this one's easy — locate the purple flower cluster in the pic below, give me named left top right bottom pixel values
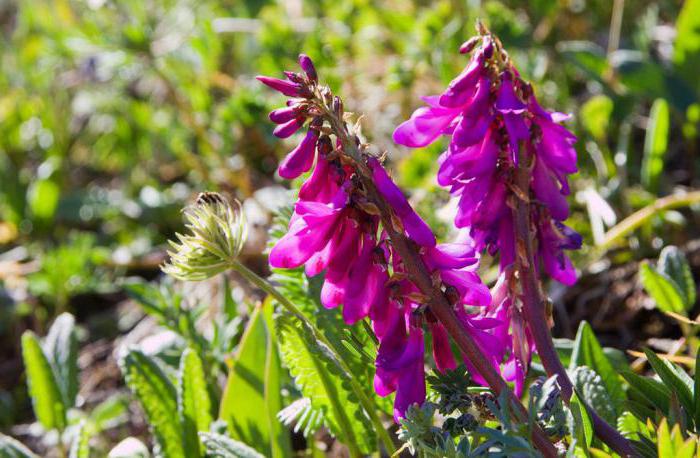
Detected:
left=393, top=33, right=582, bottom=391
left=260, top=55, right=497, bottom=420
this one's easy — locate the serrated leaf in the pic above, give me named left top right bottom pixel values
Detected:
left=219, top=307, right=289, bottom=457
left=658, top=246, right=696, bottom=310
left=640, top=261, right=686, bottom=314
left=571, top=366, right=616, bottom=424
left=21, top=331, right=66, bottom=431
left=69, top=421, right=90, bottom=458
left=570, top=322, right=625, bottom=415
left=119, top=348, right=184, bottom=458
left=198, top=432, right=265, bottom=458
left=43, top=313, right=79, bottom=409
left=641, top=99, right=670, bottom=193
left=178, top=348, right=212, bottom=458
left=643, top=349, right=694, bottom=423
left=0, top=433, right=39, bottom=458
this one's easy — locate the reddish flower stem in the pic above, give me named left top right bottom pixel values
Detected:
left=323, top=111, right=558, bottom=458
left=512, top=150, right=637, bottom=458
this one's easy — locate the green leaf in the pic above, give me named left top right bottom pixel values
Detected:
left=621, top=370, right=671, bottom=414
left=198, top=432, right=265, bottom=458
left=694, top=351, right=700, bottom=433
left=643, top=349, right=694, bottom=422
left=557, top=41, right=608, bottom=81
left=0, top=434, right=39, bottom=458
left=658, top=246, right=696, bottom=310
left=639, top=261, right=686, bottom=314
left=580, top=95, right=614, bottom=141
left=88, top=395, right=129, bottom=432
left=119, top=348, right=184, bottom=458
left=641, top=99, right=670, bottom=193
left=219, top=307, right=289, bottom=457
left=43, top=313, right=79, bottom=409
left=570, top=366, right=616, bottom=425
left=69, top=421, right=90, bottom=458
left=28, top=178, right=59, bottom=221
left=21, top=331, right=66, bottom=431
left=178, top=348, right=212, bottom=458
left=261, top=306, right=291, bottom=458
left=674, top=0, right=700, bottom=92
left=570, top=391, right=593, bottom=455
left=570, top=322, right=625, bottom=414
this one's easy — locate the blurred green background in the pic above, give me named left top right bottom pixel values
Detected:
left=2, top=0, right=700, bottom=452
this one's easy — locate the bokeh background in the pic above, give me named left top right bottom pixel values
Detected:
left=1, top=0, right=700, bottom=454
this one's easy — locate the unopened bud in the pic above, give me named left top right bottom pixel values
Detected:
left=298, top=54, right=318, bottom=83
left=459, top=37, right=480, bottom=54
left=162, top=193, right=247, bottom=281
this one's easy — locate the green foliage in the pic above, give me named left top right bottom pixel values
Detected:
left=42, top=313, right=79, bottom=410
left=119, top=348, right=184, bottom=458
left=178, top=348, right=213, bottom=458
left=641, top=99, right=670, bottom=193
left=20, top=331, right=66, bottom=431
left=69, top=421, right=90, bottom=458
left=570, top=366, right=616, bottom=426
left=658, top=246, right=697, bottom=310
left=198, top=432, right=265, bottom=458
left=570, top=321, right=626, bottom=417
left=218, top=307, right=290, bottom=458
left=674, top=0, right=700, bottom=93
left=640, top=262, right=687, bottom=314
left=569, top=391, right=594, bottom=455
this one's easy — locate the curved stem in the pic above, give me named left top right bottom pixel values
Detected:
left=231, top=260, right=398, bottom=455
left=512, top=152, right=638, bottom=457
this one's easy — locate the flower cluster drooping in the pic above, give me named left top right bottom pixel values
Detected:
left=393, top=28, right=582, bottom=392
left=259, top=55, right=500, bottom=420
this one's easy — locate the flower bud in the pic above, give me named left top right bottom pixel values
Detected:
left=298, top=54, right=318, bottom=82
left=162, top=193, right=247, bottom=281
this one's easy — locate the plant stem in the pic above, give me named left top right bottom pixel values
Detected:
left=511, top=151, right=638, bottom=457
left=323, top=115, right=558, bottom=457
left=231, top=260, right=398, bottom=455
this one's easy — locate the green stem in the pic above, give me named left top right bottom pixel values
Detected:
left=231, top=260, right=397, bottom=455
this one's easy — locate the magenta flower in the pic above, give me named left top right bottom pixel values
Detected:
left=393, top=32, right=582, bottom=398
left=261, top=52, right=495, bottom=420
